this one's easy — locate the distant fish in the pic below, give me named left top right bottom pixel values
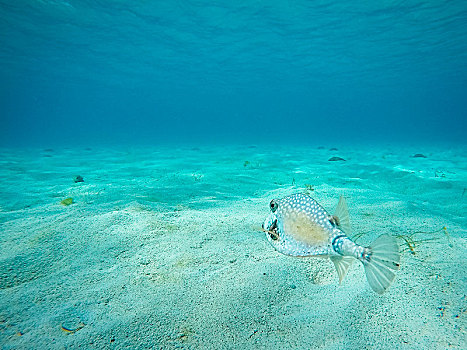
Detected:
left=262, top=194, right=400, bottom=294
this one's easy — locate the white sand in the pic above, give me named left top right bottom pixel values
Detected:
left=0, top=144, right=465, bottom=349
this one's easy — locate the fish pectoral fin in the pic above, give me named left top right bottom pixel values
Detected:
left=334, top=196, right=351, bottom=235
left=330, top=255, right=354, bottom=284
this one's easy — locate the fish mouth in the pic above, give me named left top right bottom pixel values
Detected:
left=261, top=219, right=279, bottom=241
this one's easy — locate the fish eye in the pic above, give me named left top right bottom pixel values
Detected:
left=269, top=200, right=278, bottom=212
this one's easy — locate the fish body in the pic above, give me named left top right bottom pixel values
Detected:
left=262, top=193, right=400, bottom=294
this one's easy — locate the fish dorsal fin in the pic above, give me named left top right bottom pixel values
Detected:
left=334, top=196, right=351, bottom=234
left=330, top=255, right=354, bottom=284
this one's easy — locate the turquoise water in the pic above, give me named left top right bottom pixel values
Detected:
left=0, top=1, right=466, bottom=349
left=0, top=1, right=466, bottom=145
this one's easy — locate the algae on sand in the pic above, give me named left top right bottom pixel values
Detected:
left=60, top=198, right=73, bottom=206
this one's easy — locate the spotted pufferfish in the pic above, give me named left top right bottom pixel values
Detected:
left=262, top=193, right=400, bottom=294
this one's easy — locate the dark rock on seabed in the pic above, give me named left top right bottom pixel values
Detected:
left=328, top=156, right=346, bottom=161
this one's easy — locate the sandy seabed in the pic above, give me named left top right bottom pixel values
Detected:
left=0, top=144, right=465, bottom=349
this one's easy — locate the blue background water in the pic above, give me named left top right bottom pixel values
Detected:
left=0, top=1, right=466, bottom=146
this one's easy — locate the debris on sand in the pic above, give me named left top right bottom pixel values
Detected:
left=328, top=156, right=346, bottom=161
left=73, top=175, right=84, bottom=183
left=60, top=198, right=73, bottom=206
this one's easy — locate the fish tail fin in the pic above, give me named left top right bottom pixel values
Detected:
left=362, top=235, right=400, bottom=294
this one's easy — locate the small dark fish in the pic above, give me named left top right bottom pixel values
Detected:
left=262, top=193, right=400, bottom=294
